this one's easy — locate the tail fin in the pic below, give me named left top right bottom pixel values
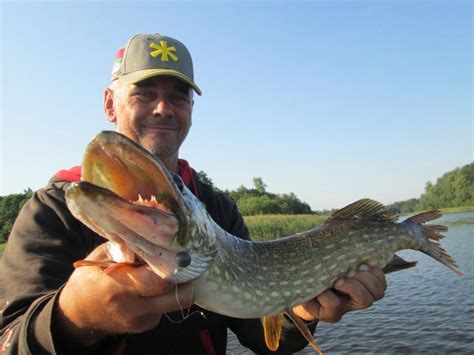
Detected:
left=405, top=210, right=464, bottom=276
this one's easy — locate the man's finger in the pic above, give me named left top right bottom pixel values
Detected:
left=292, top=299, right=321, bottom=321
left=84, top=243, right=111, bottom=262
left=107, top=264, right=175, bottom=296
left=364, top=264, right=387, bottom=291
left=346, top=265, right=386, bottom=301
left=315, top=289, right=344, bottom=323
left=146, top=282, right=196, bottom=314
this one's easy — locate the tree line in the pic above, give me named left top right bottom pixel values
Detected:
left=0, top=189, right=33, bottom=243
left=197, top=173, right=313, bottom=216
left=386, top=163, right=473, bottom=213
left=1, top=163, right=472, bottom=243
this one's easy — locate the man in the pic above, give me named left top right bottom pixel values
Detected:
left=0, top=33, right=386, bottom=354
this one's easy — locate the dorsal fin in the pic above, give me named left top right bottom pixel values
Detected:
left=326, top=198, right=397, bottom=223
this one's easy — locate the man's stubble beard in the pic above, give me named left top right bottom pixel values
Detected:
left=137, top=131, right=188, bottom=164
left=142, top=138, right=179, bottom=160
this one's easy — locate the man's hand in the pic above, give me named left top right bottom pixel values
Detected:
left=293, top=264, right=387, bottom=323
left=55, top=244, right=195, bottom=347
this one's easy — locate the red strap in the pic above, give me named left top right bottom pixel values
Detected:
left=199, top=330, right=217, bottom=355
left=178, top=159, right=200, bottom=198
left=114, top=338, right=127, bottom=355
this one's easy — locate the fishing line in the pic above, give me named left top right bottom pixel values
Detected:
left=163, top=270, right=206, bottom=324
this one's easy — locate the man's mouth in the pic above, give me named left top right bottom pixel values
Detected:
left=144, top=125, right=178, bottom=131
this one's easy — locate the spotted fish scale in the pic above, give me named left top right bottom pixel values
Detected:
left=193, top=200, right=463, bottom=318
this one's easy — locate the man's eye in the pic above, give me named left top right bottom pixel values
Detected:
left=134, top=91, right=153, bottom=100
left=170, top=94, right=189, bottom=105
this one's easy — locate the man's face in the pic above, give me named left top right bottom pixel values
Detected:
left=105, top=76, right=193, bottom=162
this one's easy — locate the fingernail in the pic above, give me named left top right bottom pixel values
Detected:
left=347, top=270, right=356, bottom=278
left=334, top=279, right=344, bottom=288
left=359, top=264, right=369, bottom=271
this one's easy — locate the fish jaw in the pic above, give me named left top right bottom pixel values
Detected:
left=65, top=131, right=218, bottom=283
left=66, top=181, right=183, bottom=280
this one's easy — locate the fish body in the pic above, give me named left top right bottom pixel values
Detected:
left=192, top=204, right=460, bottom=318
left=65, top=131, right=463, bottom=324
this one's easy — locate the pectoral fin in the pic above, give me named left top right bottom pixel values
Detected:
left=261, top=314, right=283, bottom=351
left=285, top=308, right=323, bottom=355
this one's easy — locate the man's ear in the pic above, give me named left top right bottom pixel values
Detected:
left=104, top=88, right=116, bottom=123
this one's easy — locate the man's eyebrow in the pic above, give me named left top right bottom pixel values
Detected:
left=173, top=83, right=191, bottom=95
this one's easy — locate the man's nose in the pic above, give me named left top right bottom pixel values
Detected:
left=153, top=98, right=173, bottom=117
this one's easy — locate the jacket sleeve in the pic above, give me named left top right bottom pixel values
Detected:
left=0, top=183, right=101, bottom=354
left=208, top=191, right=317, bottom=354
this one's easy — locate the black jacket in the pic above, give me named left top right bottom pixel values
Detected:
left=0, top=168, right=313, bottom=354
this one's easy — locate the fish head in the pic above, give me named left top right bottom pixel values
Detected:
left=65, top=131, right=217, bottom=283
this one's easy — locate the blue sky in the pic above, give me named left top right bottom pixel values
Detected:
left=1, top=0, right=472, bottom=210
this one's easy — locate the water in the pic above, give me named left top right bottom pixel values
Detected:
left=227, top=211, right=474, bottom=354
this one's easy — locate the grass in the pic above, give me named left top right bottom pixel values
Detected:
left=440, top=206, right=474, bottom=213
left=243, top=214, right=328, bottom=242
left=243, top=206, right=474, bottom=241
left=401, top=206, right=474, bottom=217
left=0, top=243, right=5, bottom=258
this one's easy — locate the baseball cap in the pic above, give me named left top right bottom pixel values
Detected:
left=111, top=33, right=202, bottom=95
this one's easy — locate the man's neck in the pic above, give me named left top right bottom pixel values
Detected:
left=158, top=155, right=179, bottom=173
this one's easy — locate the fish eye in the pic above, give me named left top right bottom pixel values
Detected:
left=176, top=251, right=191, bottom=268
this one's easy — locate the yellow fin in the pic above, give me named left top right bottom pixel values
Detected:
left=285, top=309, right=324, bottom=355
left=261, top=314, right=283, bottom=351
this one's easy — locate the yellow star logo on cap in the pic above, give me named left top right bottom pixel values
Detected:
left=149, top=41, right=178, bottom=62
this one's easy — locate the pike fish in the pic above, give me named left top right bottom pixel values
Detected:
left=65, top=131, right=463, bottom=353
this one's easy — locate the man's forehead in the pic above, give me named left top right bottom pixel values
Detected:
left=134, top=76, right=191, bottom=93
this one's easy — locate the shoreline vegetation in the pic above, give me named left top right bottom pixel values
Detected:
left=1, top=206, right=472, bottom=257
left=244, top=205, right=474, bottom=242
left=440, top=206, right=474, bottom=213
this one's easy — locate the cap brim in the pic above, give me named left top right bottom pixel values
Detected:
left=119, top=69, right=202, bottom=96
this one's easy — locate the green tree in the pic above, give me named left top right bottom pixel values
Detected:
left=196, top=170, right=214, bottom=187
left=417, top=163, right=474, bottom=210
left=387, top=198, right=419, bottom=214
left=0, top=189, right=33, bottom=242
left=277, top=193, right=313, bottom=214
left=226, top=177, right=313, bottom=216
left=237, top=195, right=281, bottom=215
left=253, top=177, right=267, bottom=194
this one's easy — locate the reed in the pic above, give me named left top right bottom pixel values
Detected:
left=440, top=206, right=474, bottom=213
left=243, top=214, right=328, bottom=242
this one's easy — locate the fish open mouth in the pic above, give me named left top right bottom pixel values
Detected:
left=66, top=131, right=186, bottom=274
left=81, top=131, right=184, bottom=212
